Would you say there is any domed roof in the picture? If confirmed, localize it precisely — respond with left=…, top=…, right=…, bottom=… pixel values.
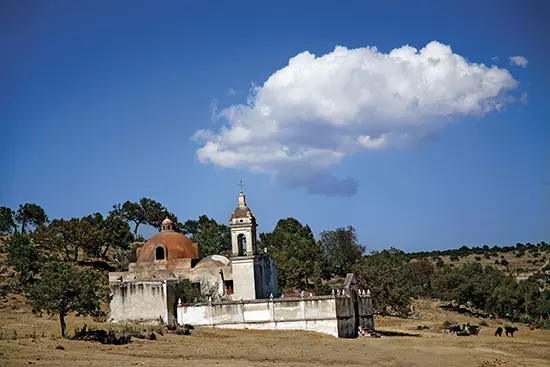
left=194, top=255, right=230, bottom=269
left=232, top=206, right=253, bottom=218
left=136, top=226, right=198, bottom=263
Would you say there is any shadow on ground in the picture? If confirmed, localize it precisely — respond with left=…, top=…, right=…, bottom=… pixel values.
left=375, top=329, right=422, bottom=337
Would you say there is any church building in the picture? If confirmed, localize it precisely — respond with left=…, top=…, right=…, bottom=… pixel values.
left=108, top=187, right=374, bottom=338
left=108, top=189, right=278, bottom=324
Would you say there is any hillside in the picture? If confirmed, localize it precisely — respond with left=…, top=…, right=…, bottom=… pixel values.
left=408, top=242, right=550, bottom=281
left=438, top=251, right=549, bottom=280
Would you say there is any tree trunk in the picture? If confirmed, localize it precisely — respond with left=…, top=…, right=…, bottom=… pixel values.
left=21, top=218, right=27, bottom=234
left=73, top=246, right=79, bottom=262
left=60, top=313, right=67, bottom=338
left=134, top=222, right=140, bottom=237
left=102, top=243, right=110, bottom=258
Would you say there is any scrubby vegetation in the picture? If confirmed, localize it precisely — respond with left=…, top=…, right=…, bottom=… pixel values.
left=1, top=201, right=549, bottom=335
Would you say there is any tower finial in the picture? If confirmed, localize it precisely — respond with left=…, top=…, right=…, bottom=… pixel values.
left=238, top=180, right=245, bottom=192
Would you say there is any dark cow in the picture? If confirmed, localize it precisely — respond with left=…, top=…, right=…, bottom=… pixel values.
left=494, top=327, right=503, bottom=337
left=505, top=326, right=518, bottom=337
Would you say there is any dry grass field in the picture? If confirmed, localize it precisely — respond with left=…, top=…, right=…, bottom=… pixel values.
left=1, top=297, right=549, bottom=367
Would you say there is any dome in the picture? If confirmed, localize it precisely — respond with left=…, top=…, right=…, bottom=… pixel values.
left=136, top=229, right=198, bottom=262
left=194, top=255, right=230, bottom=269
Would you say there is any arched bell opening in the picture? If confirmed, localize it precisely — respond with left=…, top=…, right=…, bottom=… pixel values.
left=237, top=234, right=247, bottom=256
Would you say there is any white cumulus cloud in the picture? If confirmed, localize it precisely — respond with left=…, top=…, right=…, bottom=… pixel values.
left=193, top=41, right=522, bottom=196
left=509, top=56, right=528, bottom=68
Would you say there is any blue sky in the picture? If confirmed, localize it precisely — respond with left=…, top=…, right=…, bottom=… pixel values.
left=1, top=0, right=548, bottom=252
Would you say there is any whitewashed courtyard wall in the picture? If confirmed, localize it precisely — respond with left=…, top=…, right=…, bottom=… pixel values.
left=177, top=296, right=365, bottom=338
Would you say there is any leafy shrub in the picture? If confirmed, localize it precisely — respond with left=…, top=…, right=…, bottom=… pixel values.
left=450, top=255, right=459, bottom=262
left=500, top=258, right=509, bottom=266
left=475, top=256, right=482, bottom=261
left=518, top=314, right=534, bottom=324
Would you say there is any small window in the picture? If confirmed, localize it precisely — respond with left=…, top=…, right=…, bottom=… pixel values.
left=155, top=246, right=166, bottom=260
left=224, top=280, right=234, bottom=295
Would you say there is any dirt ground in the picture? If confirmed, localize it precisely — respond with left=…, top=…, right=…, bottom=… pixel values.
left=1, top=298, right=549, bottom=367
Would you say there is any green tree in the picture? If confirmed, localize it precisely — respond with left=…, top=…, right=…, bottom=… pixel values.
left=15, top=203, right=48, bottom=233
left=26, top=261, right=104, bottom=337
left=6, top=233, right=44, bottom=285
left=182, top=215, right=231, bottom=258
left=112, top=201, right=146, bottom=236
left=409, top=258, right=435, bottom=297
left=81, top=212, right=134, bottom=258
left=46, top=218, right=103, bottom=261
left=82, top=212, right=105, bottom=229
left=0, top=206, right=16, bottom=234
left=174, top=278, right=196, bottom=304
left=112, top=198, right=178, bottom=235
left=140, top=198, right=169, bottom=230
left=102, top=213, right=134, bottom=258
left=352, top=248, right=413, bottom=314
left=260, top=218, right=326, bottom=292
left=319, top=226, right=364, bottom=277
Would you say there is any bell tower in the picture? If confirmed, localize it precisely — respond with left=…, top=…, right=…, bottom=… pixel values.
left=229, top=181, right=257, bottom=256
left=229, top=182, right=273, bottom=300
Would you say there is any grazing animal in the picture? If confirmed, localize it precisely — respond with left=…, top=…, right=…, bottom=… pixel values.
left=505, top=326, right=518, bottom=337
left=495, top=327, right=503, bottom=337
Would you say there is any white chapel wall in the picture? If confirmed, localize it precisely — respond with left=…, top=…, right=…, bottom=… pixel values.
left=109, top=281, right=169, bottom=323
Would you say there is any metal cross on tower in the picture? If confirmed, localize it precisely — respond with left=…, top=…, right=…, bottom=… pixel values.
left=238, top=180, right=245, bottom=191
